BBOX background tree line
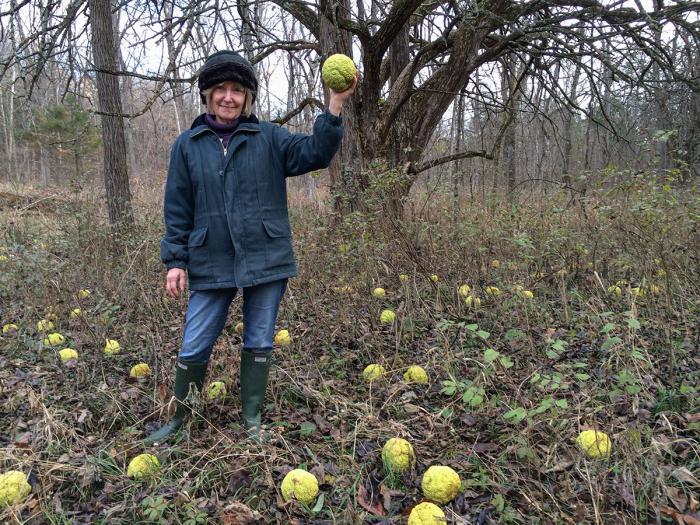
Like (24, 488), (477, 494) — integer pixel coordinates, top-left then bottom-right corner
(0, 0), (698, 232)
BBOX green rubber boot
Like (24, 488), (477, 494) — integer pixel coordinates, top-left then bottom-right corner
(143, 360), (207, 445)
(240, 348), (272, 442)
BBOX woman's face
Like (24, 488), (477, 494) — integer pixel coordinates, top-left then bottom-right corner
(210, 81), (246, 123)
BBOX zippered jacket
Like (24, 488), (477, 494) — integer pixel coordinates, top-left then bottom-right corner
(160, 110), (344, 289)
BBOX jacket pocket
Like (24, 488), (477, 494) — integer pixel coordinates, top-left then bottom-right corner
(187, 226), (209, 277)
(262, 219), (293, 269)
(188, 226), (208, 247)
(262, 219), (291, 238)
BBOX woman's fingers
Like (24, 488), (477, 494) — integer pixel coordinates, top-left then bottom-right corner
(166, 269), (186, 298)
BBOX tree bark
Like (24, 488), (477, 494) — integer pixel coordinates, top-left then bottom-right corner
(88, 0), (133, 233)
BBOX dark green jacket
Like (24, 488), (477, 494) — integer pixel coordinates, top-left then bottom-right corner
(160, 111), (343, 289)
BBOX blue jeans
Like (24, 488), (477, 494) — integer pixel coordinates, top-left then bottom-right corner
(178, 279), (288, 363)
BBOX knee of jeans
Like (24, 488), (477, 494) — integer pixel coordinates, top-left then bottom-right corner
(179, 344), (213, 363)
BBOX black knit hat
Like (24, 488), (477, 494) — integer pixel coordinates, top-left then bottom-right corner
(197, 50), (258, 104)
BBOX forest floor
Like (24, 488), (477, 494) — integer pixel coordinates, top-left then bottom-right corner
(0, 175), (699, 524)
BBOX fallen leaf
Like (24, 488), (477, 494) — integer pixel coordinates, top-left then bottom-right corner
(358, 483), (386, 516)
(219, 501), (263, 524)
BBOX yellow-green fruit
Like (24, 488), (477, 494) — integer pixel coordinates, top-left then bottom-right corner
(372, 287), (386, 298)
(421, 465), (461, 504)
(0, 470), (31, 508)
(491, 259), (501, 268)
(43, 332), (65, 346)
(104, 339), (120, 356)
(521, 290), (534, 299)
(464, 295), (481, 308)
(0, 255), (8, 263)
(382, 438), (415, 474)
(333, 285), (354, 293)
(275, 329), (291, 347)
(485, 286), (501, 296)
(37, 319), (54, 332)
(321, 54), (356, 92)
(630, 287), (645, 297)
(408, 502), (446, 525)
(69, 308), (82, 319)
(2, 323), (18, 335)
(430, 274), (439, 282)
(127, 454), (160, 479)
(280, 468), (319, 505)
(207, 380), (227, 400)
(363, 364), (385, 381)
(59, 348), (78, 362)
(399, 274), (409, 282)
(78, 289), (91, 299)
(576, 430), (611, 458)
(234, 322), (244, 334)
(130, 363), (151, 378)
(403, 365), (428, 384)
(607, 285), (622, 296)
(457, 284), (471, 298)
(379, 309), (396, 325)
(648, 284), (661, 294)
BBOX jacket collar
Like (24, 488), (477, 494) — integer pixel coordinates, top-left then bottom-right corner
(189, 113), (260, 138)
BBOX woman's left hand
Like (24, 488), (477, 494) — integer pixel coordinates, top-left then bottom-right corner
(329, 74), (358, 115)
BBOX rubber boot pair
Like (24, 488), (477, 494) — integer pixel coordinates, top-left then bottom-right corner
(143, 359), (207, 445)
(143, 349), (272, 444)
(240, 347), (273, 442)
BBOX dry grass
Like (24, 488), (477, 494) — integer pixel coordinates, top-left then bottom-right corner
(0, 174), (699, 524)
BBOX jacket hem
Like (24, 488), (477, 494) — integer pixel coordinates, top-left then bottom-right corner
(189, 268), (297, 290)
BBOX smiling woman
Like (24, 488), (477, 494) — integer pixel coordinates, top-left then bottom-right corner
(144, 49), (357, 446)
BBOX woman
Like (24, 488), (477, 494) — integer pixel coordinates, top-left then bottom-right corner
(145, 50), (355, 444)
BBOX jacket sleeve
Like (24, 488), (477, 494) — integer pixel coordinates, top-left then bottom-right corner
(271, 110), (344, 177)
(160, 137), (194, 270)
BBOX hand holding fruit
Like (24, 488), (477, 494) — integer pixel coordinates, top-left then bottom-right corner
(323, 54), (358, 115)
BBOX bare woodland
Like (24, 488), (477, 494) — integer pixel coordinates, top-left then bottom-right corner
(0, 0), (698, 226)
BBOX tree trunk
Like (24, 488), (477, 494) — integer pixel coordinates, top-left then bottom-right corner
(88, 0), (133, 233)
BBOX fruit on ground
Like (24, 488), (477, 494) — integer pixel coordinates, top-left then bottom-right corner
(399, 274), (409, 282)
(274, 329), (291, 346)
(280, 469), (319, 505)
(403, 365), (428, 384)
(207, 380), (227, 400)
(421, 465), (461, 503)
(464, 295), (481, 308)
(382, 438), (415, 474)
(457, 284), (471, 298)
(485, 286), (501, 296)
(0, 470), (31, 508)
(127, 454), (160, 479)
(69, 308), (82, 318)
(78, 289), (91, 299)
(430, 274), (439, 282)
(130, 363), (151, 378)
(321, 54), (356, 91)
(372, 287), (386, 298)
(380, 309), (396, 324)
(408, 502), (446, 525)
(2, 323), (18, 335)
(576, 429), (611, 458)
(363, 364), (385, 381)
(59, 348), (78, 362)
(104, 339), (120, 356)
(37, 319), (54, 332)
(43, 332), (65, 346)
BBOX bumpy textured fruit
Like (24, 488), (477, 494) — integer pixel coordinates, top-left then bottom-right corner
(485, 286), (501, 296)
(382, 438), (415, 474)
(280, 469), (319, 505)
(363, 364), (385, 381)
(422, 465), (461, 504)
(37, 319), (54, 332)
(321, 54), (356, 91)
(2, 323), (18, 335)
(372, 287), (386, 298)
(521, 290), (534, 299)
(576, 430), (611, 458)
(127, 454), (160, 479)
(207, 381), (227, 400)
(380, 309), (396, 325)
(399, 274), (409, 282)
(69, 308), (82, 318)
(130, 363), (151, 378)
(408, 502), (446, 525)
(464, 295), (481, 308)
(430, 274), (439, 282)
(43, 332), (65, 346)
(403, 365), (428, 384)
(104, 339), (121, 356)
(78, 289), (91, 299)
(491, 259), (501, 268)
(59, 348), (78, 362)
(457, 284), (471, 298)
(275, 329), (291, 347)
(0, 470), (31, 508)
